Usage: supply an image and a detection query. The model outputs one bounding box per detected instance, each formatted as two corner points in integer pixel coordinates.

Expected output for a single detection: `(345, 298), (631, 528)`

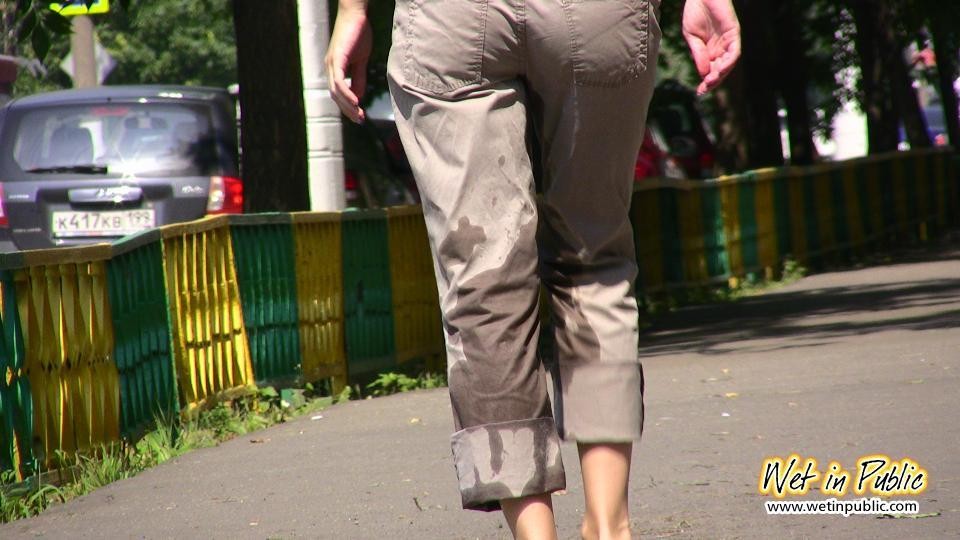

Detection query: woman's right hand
(681, 0), (741, 95)
(325, 2), (373, 123)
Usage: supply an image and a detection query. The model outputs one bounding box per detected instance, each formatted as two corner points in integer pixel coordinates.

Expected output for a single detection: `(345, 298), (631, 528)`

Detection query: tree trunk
(232, 0), (310, 212)
(878, 3), (930, 149)
(713, 65), (751, 173)
(732, 0), (784, 169)
(849, 0), (900, 154)
(929, 14), (960, 148)
(774, 0), (817, 165)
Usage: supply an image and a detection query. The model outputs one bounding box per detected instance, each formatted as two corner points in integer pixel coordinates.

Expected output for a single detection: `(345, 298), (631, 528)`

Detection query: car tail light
(344, 170), (358, 192)
(344, 170), (360, 202)
(0, 184), (7, 227)
(207, 175), (244, 214)
(699, 150), (716, 177)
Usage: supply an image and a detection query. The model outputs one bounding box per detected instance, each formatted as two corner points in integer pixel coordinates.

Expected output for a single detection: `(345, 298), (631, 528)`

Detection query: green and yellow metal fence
(229, 214), (301, 383)
(1, 268), (33, 480)
(0, 148), (957, 477)
(291, 212), (346, 392)
(161, 217), (256, 415)
(107, 229), (177, 439)
(11, 246), (120, 469)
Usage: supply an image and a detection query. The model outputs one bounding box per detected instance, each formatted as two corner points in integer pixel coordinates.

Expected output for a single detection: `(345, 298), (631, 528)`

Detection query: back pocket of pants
(562, 0), (649, 87)
(402, 0), (488, 96)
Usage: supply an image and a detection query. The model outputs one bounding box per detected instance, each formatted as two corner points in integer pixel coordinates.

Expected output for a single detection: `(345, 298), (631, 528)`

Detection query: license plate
(51, 209), (156, 238)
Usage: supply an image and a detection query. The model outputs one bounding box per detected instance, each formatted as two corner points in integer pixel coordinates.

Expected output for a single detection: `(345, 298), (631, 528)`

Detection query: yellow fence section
(291, 212), (347, 391)
(386, 206), (443, 369)
(719, 177), (743, 280)
(160, 217), (255, 414)
(15, 246), (119, 467)
(754, 170), (779, 274)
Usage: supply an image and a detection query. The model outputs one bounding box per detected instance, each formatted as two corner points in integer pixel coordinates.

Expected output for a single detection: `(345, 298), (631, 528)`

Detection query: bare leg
(501, 493), (559, 540)
(578, 443), (632, 540)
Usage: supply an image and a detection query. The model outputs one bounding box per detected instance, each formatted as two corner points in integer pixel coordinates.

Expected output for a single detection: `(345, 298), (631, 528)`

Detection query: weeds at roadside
(366, 371), (447, 397)
(0, 370), (450, 524)
(639, 257), (808, 318)
(1, 383), (334, 524)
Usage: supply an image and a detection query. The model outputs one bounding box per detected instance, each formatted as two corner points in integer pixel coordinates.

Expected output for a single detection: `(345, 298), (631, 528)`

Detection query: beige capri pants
(387, 0), (661, 511)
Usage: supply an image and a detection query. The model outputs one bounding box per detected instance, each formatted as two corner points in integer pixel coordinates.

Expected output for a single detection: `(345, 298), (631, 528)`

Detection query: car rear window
(9, 102), (228, 177)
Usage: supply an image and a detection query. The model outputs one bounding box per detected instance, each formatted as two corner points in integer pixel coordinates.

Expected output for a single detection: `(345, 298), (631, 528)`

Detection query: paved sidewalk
(3, 243), (959, 539)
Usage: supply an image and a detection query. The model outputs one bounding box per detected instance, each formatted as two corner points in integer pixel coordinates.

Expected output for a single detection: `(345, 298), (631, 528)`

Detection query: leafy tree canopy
(8, 0), (236, 95)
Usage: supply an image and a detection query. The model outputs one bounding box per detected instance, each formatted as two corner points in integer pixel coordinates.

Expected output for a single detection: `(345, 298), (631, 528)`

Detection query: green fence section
(631, 148), (959, 292)
(107, 230), (178, 438)
(341, 210), (396, 381)
(228, 214), (302, 383)
(1, 149), (958, 478)
(0, 269), (34, 480)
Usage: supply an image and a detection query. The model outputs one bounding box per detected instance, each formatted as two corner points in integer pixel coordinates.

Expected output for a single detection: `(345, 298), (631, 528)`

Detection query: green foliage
(781, 257), (807, 282)
(334, 384), (355, 404)
(656, 1), (698, 88)
(0, 470), (65, 522)
(96, 0), (236, 87)
(5, 1), (73, 59)
(9, 0), (236, 98)
(366, 371), (447, 397)
(639, 257), (808, 317)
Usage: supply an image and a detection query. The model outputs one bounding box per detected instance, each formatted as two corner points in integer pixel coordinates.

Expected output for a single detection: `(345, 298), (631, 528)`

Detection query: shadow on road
(640, 269), (960, 358)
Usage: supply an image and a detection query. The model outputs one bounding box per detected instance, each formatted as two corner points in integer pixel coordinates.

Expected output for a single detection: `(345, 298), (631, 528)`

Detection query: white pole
(298, 0), (346, 211)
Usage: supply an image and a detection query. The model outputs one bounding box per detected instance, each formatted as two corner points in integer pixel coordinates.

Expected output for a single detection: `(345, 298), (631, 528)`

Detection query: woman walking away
(327, 1), (740, 537)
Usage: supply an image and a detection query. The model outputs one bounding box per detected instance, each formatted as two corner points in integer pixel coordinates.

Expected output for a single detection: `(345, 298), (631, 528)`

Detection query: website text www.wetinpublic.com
(765, 497), (919, 516)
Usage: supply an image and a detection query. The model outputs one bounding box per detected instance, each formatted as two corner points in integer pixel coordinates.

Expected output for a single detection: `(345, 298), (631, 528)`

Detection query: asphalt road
(3, 241), (959, 539)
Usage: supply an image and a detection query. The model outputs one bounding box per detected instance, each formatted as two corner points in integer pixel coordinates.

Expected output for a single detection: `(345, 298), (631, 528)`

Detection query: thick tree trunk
(774, 0), (817, 165)
(232, 0), (310, 212)
(849, 0), (900, 154)
(732, 0), (784, 168)
(878, 3), (930, 149)
(713, 65), (750, 172)
(929, 16), (960, 148)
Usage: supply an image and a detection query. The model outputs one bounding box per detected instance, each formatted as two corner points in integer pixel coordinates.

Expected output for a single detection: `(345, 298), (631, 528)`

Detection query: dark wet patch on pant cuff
(451, 416), (566, 511)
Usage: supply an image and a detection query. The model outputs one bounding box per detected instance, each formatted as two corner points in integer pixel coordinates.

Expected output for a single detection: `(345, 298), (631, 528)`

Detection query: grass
(638, 257), (808, 318)
(365, 371), (447, 397)
(0, 371), (447, 524)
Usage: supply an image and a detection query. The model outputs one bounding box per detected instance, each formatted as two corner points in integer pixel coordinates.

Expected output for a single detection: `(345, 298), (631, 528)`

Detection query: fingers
(686, 38), (713, 79)
(326, 11), (371, 124)
(327, 57), (365, 124)
(698, 36), (741, 95)
(350, 61), (368, 112)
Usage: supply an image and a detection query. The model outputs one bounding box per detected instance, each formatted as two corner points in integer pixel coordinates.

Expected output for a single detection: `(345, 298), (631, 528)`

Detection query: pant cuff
(451, 416), (566, 511)
(549, 360), (645, 442)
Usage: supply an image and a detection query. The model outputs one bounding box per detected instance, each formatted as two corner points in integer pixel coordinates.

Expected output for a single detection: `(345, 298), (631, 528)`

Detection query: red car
(647, 79), (718, 179)
(635, 124), (687, 181)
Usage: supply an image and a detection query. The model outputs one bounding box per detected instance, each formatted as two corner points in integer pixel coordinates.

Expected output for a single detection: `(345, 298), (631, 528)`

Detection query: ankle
(580, 513), (631, 540)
